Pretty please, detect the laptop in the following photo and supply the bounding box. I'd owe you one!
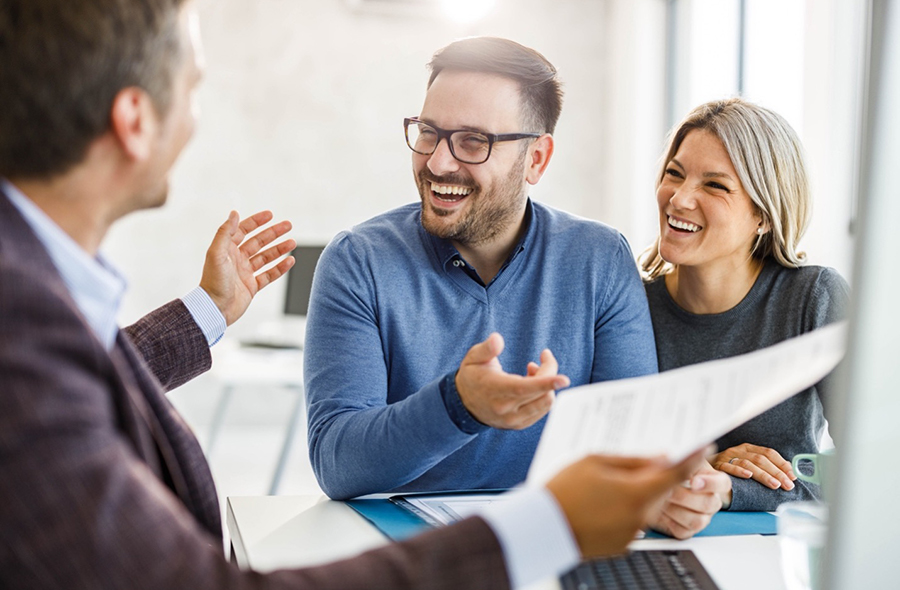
[559,550,719,590]
[239,245,325,350]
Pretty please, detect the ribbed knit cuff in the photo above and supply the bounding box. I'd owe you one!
[439,371,490,435]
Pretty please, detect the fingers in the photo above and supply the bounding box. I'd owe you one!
[254,256,296,291]
[664,480,726,516]
[210,210,240,249]
[732,457,794,490]
[505,391,555,429]
[462,333,505,366]
[713,444,795,490]
[765,450,796,482]
[234,210,275,244]
[250,237,297,272]
[484,372,569,405]
[713,458,754,479]
[532,349,559,377]
[239,220,293,256]
[644,454,728,539]
[654,503,713,540]
[688,471,732,496]
[456,339,569,429]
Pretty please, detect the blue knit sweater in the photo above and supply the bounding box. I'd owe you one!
[304,200,657,499]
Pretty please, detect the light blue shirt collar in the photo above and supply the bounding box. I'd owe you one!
[2,179,127,351]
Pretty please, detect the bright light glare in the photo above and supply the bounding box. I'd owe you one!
[440,0,496,24]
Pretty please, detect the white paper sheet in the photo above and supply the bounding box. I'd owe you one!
[401,494,504,526]
[527,321,847,485]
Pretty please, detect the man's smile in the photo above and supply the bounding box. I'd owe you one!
[431,182,474,202]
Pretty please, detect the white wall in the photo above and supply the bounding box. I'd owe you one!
[800,0,868,278]
[105,0,862,335]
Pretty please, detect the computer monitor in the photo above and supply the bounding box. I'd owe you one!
[283,245,326,317]
[822,1,900,587]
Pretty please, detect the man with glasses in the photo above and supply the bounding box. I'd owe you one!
[305,37,659,500]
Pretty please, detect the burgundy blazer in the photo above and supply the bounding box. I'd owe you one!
[0,190,511,590]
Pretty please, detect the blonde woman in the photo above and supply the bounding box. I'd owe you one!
[642,98,849,529]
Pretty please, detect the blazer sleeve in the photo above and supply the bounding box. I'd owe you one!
[0,264,511,590]
[122,299,212,391]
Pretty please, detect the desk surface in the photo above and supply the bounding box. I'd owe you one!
[226,495,788,590]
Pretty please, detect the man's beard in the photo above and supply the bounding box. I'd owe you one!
[417,154,527,248]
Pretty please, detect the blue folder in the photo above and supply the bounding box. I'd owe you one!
[644,511,778,538]
[345,498,430,541]
[345,497,778,541]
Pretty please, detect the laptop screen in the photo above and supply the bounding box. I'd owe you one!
[283,245,325,316]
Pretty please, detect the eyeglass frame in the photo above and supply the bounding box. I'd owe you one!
[404,117,541,165]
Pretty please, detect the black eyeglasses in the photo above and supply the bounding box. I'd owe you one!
[404,117,540,165]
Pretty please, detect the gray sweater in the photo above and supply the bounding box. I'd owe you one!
[645,260,850,511]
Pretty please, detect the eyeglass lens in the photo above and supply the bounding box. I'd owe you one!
[406,120,491,164]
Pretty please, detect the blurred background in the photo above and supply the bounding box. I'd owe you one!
[100,0,869,509]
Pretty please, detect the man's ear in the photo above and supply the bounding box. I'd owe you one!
[524,133,554,185]
[110,87,159,162]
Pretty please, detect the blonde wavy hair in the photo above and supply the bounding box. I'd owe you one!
[640,98,811,281]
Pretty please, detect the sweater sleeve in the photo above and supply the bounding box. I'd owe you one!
[727,474,822,512]
[805,268,851,420]
[304,235,476,499]
[590,234,658,383]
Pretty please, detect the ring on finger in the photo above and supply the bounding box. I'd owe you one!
[728,457,739,465]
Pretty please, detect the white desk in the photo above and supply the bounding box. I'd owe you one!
[226,495,789,590]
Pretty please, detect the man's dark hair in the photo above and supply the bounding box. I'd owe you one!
[0,0,187,180]
[427,37,564,135]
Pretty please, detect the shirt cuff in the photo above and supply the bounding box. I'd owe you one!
[181,287,227,347]
[439,371,490,435]
[478,487,581,589]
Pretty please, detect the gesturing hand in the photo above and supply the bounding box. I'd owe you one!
[199,210,296,325]
[710,443,796,491]
[455,333,570,430]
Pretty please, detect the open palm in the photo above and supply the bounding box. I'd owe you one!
[199,210,296,325]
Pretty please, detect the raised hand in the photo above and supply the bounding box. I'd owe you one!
[199,210,296,325]
[455,333,569,430]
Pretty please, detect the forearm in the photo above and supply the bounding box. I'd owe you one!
[307,374,475,499]
[726,476,822,511]
[122,299,212,391]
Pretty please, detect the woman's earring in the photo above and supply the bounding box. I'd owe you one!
[757,227,764,235]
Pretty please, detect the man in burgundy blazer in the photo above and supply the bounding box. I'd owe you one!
[0,1,709,589]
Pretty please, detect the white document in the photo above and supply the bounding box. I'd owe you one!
[398,494,504,526]
[527,321,847,485]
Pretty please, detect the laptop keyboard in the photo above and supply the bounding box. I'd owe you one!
[560,550,720,590]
